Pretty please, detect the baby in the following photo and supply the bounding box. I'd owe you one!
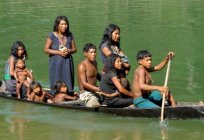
[14,59,33,99]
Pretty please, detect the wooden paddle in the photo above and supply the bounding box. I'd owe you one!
[160,56,171,123]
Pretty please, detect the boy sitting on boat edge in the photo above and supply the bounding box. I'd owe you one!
[132,50,176,109]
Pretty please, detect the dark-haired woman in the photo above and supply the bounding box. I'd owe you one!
[99,24,130,77]
[4,41,28,94]
[44,16,77,95]
[100,54,133,108]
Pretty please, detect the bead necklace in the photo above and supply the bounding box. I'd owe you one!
[57,33,67,51]
[58,34,67,46]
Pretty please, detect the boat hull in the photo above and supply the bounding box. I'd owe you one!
[0,92,203,120]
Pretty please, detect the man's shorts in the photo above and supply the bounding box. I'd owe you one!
[133,91,162,108]
[79,90,101,107]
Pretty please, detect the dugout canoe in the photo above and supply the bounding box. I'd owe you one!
[0,92,204,120]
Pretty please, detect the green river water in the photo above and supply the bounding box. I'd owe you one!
[0,0,204,139]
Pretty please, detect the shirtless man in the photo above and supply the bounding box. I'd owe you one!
[77,43,102,107]
[14,59,33,99]
[132,50,176,109]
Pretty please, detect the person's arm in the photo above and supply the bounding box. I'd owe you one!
[119,50,124,55]
[44,92,54,100]
[138,68,168,93]
[78,63,100,92]
[64,94,77,100]
[9,56,15,76]
[68,39,77,54]
[13,69,19,82]
[44,37,68,57]
[26,68,33,81]
[101,46,112,57]
[99,92,120,97]
[154,52,175,71]
[122,61,130,70]
[27,92,34,101]
[111,77,133,97]
[111,49,130,72]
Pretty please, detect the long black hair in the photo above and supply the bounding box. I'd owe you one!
[104,53,120,73]
[99,24,120,50]
[10,41,28,59]
[53,16,71,36]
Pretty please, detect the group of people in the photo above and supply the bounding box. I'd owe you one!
[0,15,176,108]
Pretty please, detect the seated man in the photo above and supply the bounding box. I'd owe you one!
[77,43,102,107]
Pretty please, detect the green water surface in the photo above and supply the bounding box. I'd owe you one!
[0,0,204,139]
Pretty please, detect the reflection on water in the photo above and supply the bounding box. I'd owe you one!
[0,98,204,139]
[1,102,30,140]
[161,127,168,140]
[8,117,29,140]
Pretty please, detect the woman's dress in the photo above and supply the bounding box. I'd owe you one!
[48,32,74,94]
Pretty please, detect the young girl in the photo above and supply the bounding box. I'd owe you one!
[28,82,54,103]
[14,59,33,99]
[53,81,77,103]
[99,24,130,77]
[4,41,28,94]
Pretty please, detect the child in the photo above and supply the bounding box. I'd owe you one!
[53,81,77,103]
[120,78,131,91]
[120,78,131,98]
[14,59,33,99]
[28,82,54,103]
[132,50,176,109]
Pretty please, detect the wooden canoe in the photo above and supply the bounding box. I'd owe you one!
[0,92,203,120]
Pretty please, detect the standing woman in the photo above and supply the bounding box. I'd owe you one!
[44,16,77,94]
[99,24,130,77]
[4,41,28,93]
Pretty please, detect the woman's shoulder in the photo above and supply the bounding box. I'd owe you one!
[7,55,17,63]
[9,55,16,59]
[49,32,56,39]
[100,41,109,48]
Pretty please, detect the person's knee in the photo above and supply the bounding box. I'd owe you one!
[86,96,100,107]
[16,83,22,88]
[150,91,162,101]
[134,98,159,108]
